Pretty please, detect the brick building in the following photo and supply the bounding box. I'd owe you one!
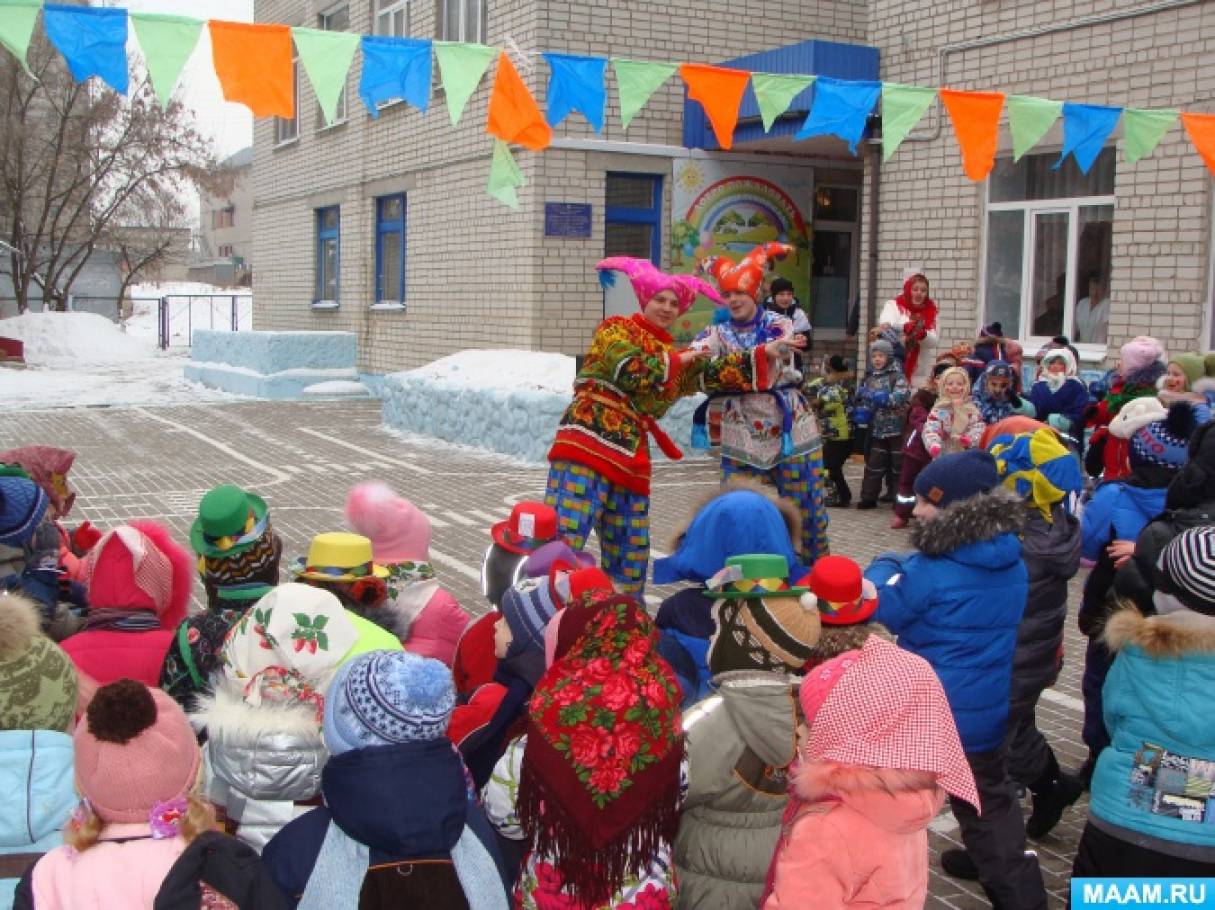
[192,146,254,287]
[252,0,1215,375]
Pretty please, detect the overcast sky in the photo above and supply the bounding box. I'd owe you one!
[124,0,255,159]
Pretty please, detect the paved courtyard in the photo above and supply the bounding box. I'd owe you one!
[0,398,1089,907]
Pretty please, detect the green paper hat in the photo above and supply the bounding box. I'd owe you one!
[705,553,811,599]
[190,484,270,558]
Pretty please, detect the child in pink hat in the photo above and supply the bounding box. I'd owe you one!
[346,482,469,665]
[19,679,242,906]
[762,636,978,909]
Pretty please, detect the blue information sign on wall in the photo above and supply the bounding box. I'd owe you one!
[544,203,592,238]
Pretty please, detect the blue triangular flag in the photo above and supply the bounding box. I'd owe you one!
[43,4,129,95]
[1056,102,1122,174]
[359,36,433,117]
[542,52,607,133]
[794,77,880,154]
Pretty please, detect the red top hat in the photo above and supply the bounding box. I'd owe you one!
[800,555,879,626]
[491,502,559,555]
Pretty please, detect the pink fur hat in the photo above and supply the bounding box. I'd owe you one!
[85,520,194,630]
[345,482,432,564]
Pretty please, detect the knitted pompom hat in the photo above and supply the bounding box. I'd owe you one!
[322,650,456,755]
[0,591,77,732]
[85,520,195,630]
[345,481,432,565]
[74,678,202,823]
[1120,336,1165,375]
[1129,403,1195,473]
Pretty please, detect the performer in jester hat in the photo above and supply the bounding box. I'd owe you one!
[546,257,779,595]
[693,243,830,562]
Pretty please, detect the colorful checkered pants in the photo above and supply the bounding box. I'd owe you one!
[544,460,651,596]
[720,449,831,564]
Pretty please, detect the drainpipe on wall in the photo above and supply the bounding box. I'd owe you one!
[865,117,882,340]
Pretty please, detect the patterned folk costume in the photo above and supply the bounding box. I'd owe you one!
[694,243,830,562]
[547,257,769,595]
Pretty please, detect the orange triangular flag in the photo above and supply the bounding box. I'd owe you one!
[680,63,750,151]
[486,52,552,152]
[1181,112,1215,177]
[209,21,294,119]
[940,89,1006,181]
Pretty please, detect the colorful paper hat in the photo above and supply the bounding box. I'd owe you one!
[705,553,810,599]
[190,484,270,558]
[988,426,1083,521]
[700,242,793,300]
[291,532,389,582]
[800,555,878,626]
[596,257,723,315]
[491,501,559,555]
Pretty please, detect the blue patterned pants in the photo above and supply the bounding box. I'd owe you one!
[544,460,650,596]
[720,449,831,564]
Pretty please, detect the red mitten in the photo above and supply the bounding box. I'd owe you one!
[929,444,942,458]
[959,435,972,448]
[71,521,102,555]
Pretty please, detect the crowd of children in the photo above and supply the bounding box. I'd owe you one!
[3,289,1215,907]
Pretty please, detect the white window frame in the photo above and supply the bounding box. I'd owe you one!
[273,56,300,147]
[981,187,1115,361]
[439,0,486,44]
[318,4,350,128]
[374,0,410,36]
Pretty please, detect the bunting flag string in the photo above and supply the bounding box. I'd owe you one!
[3,1,1215,199]
[208,21,294,119]
[131,13,203,108]
[940,89,1005,182]
[43,4,128,94]
[292,27,360,126]
[543,52,607,133]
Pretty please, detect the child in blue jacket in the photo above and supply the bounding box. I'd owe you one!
[1076,405,1194,783]
[864,450,1046,910]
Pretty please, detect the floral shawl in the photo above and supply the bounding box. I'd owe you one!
[518,596,683,907]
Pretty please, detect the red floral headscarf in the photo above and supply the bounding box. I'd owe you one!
[519,595,683,907]
[894,273,939,382]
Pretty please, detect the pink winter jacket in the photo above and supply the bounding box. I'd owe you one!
[27,823,187,907]
[764,763,945,910]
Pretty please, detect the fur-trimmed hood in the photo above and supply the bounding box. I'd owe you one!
[1104,606,1215,658]
[790,761,944,834]
[910,490,1026,557]
[0,589,40,661]
[666,478,801,555]
[190,677,325,744]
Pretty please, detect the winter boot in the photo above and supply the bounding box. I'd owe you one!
[940,849,980,881]
[1025,754,1084,839]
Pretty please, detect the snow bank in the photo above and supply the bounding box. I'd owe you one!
[0,312,147,365]
[185,329,358,398]
[302,380,371,398]
[381,349,707,464]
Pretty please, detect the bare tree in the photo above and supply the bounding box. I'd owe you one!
[0,34,230,313]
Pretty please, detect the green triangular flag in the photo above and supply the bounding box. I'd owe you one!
[1122,108,1178,163]
[435,41,497,127]
[487,139,525,209]
[751,72,814,132]
[1008,95,1063,161]
[880,83,936,161]
[612,58,677,130]
[130,13,203,107]
[0,0,42,74]
[291,27,360,127]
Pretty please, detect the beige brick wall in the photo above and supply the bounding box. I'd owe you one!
[860,0,1215,366]
[252,0,868,372]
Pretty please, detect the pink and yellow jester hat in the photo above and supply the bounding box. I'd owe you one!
[597,257,723,315]
[700,242,794,301]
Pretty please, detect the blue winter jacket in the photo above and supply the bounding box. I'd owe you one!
[0,731,76,910]
[1081,481,1168,563]
[865,491,1028,753]
[1090,608,1215,861]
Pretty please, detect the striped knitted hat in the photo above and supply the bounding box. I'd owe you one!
[709,593,821,675]
[500,577,559,658]
[1158,527,1215,616]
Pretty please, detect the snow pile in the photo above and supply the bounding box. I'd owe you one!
[302,380,371,398]
[381,349,707,464]
[0,311,147,365]
[408,349,575,394]
[185,329,358,399]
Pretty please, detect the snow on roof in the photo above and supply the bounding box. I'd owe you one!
[402,349,575,395]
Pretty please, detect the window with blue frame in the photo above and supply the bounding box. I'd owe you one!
[376,194,406,305]
[315,206,339,303]
[604,173,662,264]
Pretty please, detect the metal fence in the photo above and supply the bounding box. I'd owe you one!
[157,294,253,349]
